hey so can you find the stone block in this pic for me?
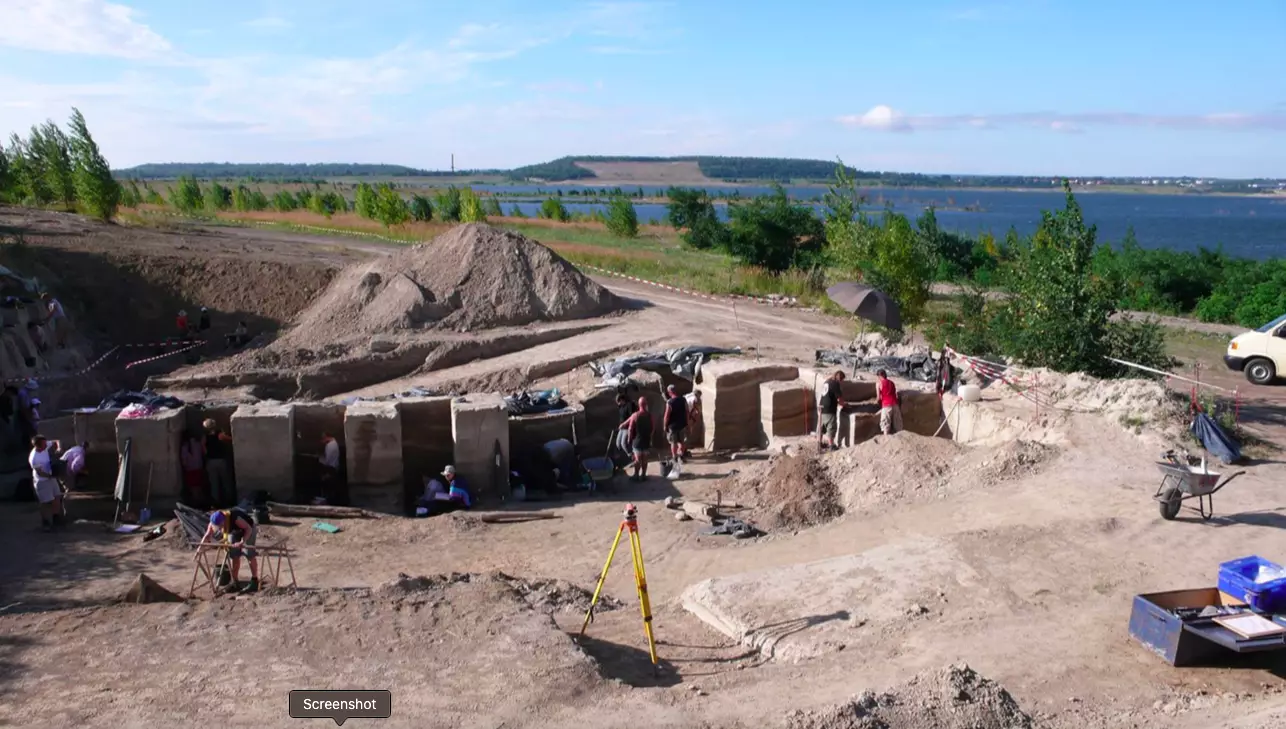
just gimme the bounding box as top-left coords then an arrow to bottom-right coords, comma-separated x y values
115,406 -> 186,500
759,381 -> 816,439
848,409 -> 882,446
900,390 -> 943,436
698,361 -> 798,451
451,394 -> 510,502
231,402 -> 295,498
343,401 -> 403,512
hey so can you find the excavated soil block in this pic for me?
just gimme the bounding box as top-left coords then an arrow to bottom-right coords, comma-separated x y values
901,390 -> 944,436
115,407 -> 186,500
398,396 -> 455,510
451,394 -> 510,502
343,402 -> 403,513
698,361 -> 799,451
231,402 -> 295,498
760,381 -> 816,439
73,408 -> 121,492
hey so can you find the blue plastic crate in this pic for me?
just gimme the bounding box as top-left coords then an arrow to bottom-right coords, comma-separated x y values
1218,555 -> 1286,613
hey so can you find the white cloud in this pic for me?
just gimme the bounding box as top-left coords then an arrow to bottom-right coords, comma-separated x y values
838,105 -> 1286,132
0,0 -> 171,59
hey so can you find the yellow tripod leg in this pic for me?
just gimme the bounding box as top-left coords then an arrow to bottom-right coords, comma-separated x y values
630,529 -> 659,667
580,524 -> 625,636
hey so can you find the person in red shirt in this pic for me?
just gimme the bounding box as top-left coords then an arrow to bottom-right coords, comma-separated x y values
876,369 -> 903,435
176,309 -> 189,334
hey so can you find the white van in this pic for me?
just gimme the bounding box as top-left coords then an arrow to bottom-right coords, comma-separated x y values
1225,313 -> 1286,385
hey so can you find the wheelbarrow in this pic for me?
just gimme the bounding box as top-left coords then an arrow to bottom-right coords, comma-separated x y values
1154,449 -> 1246,521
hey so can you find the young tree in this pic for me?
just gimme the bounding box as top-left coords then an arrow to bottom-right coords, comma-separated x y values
459,188 -> 487,223
354,182 -> 377,219
481,195 -> 503,217
373,183 -> 409,228
410,194 -> 433,222
0,142 -> 12,203
539,197 -> 569,222
143,183 -> 165,206
725,186 -> 824,272
232,184 -> 254,212
605,195 -> 639,238
272,189 -> 298,212
122,179 -> 144,208
665,186 -> 724,249
434,186 -> 462,223
36,121 -> 76,210
66,108 -> 120,220
509,204 -> 528,218
169,175 -> 204,213
16,129 -> 52,206
204,182 -> 232,212
310,190 -> 346,217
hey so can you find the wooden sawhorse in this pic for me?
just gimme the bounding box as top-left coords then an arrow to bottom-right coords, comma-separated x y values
188,540 -> 297,598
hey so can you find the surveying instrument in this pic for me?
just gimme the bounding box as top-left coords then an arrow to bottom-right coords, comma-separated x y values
579,503 -> 659,671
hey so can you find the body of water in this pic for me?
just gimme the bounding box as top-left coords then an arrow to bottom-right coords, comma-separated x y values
480,185 -> 1285,260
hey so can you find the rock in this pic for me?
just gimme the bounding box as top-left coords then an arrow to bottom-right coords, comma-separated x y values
675,512 -> 692,522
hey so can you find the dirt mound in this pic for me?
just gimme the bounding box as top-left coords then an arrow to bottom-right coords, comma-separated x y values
718,453 -> 844,529
1016,369 -> 1181,432
823,434 -> 965,511
286,223 -> 623,342
121,573 -> 183,604
374,571 -> 620,613
784,664 -> 1034,729
968,440 -> 1058,484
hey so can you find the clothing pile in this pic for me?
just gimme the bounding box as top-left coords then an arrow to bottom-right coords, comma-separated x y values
98,389 -> 185,411
503,389 -> 568,416
590,345 -> 742,388
339,386 -> 443,406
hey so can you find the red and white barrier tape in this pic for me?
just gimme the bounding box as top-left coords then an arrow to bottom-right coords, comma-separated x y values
120,339 -> 206,349
124,341 -> 206,369
4,345 -> 121,385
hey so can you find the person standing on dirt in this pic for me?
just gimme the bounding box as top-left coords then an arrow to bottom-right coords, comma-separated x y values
198,508 -> 260,593
198,307 -> 211,332
180,430 -> 207,507
42,293 -> 69,348
819,371 -> 846,450
615,391 -> 636,459
319,432 -> 341,503
663,385 -> 689,463
202,419 -> 234,506
685,389 -> 703,450
29,435 -> 63,532
176,309 -> 189,336
877,369 -> 903,436
623,397 -> 653,481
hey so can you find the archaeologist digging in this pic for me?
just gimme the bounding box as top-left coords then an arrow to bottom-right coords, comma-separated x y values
28,435 -> 63,532
198,508 -> 260,594
877,369 -> 903,435
202,419 -> 234,506
663,385 -> 689,464
819,370 -> 846,450
318,432 -> 341,504
59,440 -> 89,492
623,396 -> 653,481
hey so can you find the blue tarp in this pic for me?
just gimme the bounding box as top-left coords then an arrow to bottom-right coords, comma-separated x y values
1191,412 -> 1242,465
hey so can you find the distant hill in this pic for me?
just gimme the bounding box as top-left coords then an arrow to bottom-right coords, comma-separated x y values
507,155 -> 863,183
113,162 -> 502,180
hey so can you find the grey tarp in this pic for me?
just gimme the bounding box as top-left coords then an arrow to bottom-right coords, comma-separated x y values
114,436 -> 132,504
815,349 -> 943,383
1191,412 -> 1242,465
590,346 -> 742,388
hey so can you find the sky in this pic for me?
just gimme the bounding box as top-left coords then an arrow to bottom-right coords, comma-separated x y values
1,0 -> 1283,177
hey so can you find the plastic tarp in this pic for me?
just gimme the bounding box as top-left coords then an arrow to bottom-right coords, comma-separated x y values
1191,412 -> 1242,465
504,389 -> 567,416
814,349 -> 945,383
590,346 -> 742,388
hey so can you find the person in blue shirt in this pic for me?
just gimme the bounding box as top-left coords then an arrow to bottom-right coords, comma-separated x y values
443,465 -> 472,508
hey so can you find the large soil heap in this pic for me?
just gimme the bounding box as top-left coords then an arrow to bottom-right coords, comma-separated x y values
286,223 -> 623,341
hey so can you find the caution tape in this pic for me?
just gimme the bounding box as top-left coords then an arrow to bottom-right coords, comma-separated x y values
120,339 -> 207,349
124,341 -> 206,369
4,345 -> 121,385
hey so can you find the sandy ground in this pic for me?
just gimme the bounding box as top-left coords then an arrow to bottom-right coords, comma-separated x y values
2,214 -> 1286,728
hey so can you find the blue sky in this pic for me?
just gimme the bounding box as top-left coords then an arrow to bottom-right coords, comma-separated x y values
2,0 -> 1283,177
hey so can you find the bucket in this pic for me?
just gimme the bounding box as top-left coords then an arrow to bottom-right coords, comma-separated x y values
958,384 -> 982,402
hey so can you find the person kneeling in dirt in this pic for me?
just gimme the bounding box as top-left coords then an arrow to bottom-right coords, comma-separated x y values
623,397 -> 653,482
59,440 -> 89,492
819,370 -> 846,450
876,369 -> 903,436
29,435 -> 64,532
198,508 -> 260,593
663,385 -> 690,464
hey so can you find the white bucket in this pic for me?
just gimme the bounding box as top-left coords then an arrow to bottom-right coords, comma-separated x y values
957,384 -> 982,403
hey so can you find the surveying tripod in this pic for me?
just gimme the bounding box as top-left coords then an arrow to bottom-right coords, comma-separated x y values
580,503 -> 659,670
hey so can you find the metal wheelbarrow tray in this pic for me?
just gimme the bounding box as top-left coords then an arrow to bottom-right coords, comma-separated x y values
1154,460 -> 1246,521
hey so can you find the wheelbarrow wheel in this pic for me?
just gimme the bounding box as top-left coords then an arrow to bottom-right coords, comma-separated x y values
1159,487 -> 1182,520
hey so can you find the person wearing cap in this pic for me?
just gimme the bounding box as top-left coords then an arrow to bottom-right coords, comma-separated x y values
198,307 -> 211,332
29,435 -> 64,531
202,418 -> 234,507
29,397 -> 41,430
663,385 -> 689,464
443,465 -> 472,508
197,507 -> 260,593
622,396 -> 653,481
176,309 -> 189,335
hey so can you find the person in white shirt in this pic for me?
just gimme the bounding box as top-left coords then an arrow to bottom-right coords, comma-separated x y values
318,432 -> 341,504
29,435 -> 63,532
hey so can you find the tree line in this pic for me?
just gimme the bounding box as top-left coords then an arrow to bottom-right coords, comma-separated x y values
113,162 -> 504,180
0,109 -> 121,221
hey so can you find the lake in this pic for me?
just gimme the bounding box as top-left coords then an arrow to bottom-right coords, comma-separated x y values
470,185 -> 1285,260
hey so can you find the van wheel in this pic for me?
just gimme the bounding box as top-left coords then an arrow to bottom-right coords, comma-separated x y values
1245,358 -> 1277,386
